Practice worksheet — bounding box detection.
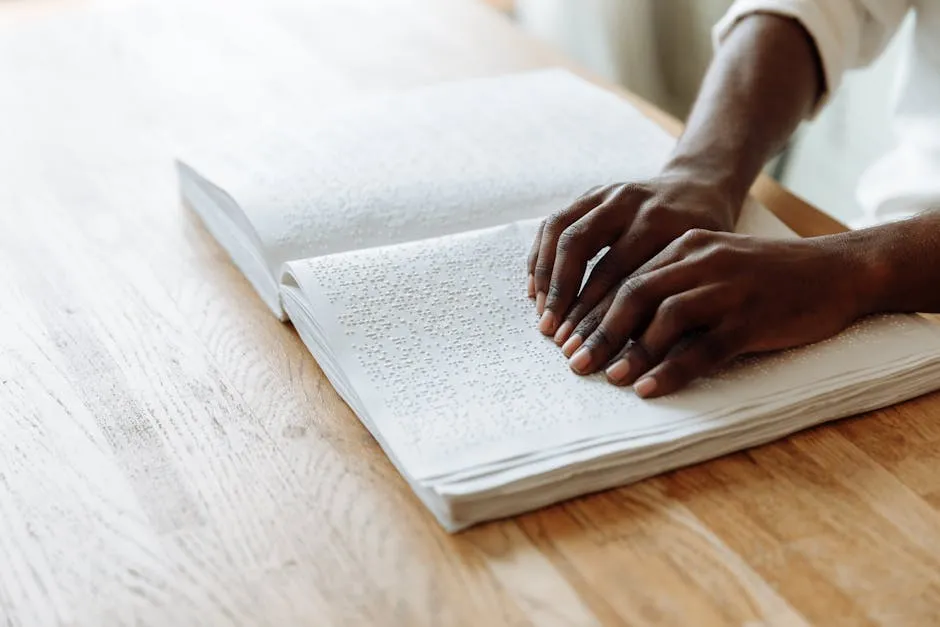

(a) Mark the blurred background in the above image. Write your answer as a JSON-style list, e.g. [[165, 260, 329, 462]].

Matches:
[[487, 0, 911, 227]]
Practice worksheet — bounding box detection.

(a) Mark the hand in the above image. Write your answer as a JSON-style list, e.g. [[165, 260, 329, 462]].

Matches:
[[562, 229, 875, 398], [527, 175, 738, 345]]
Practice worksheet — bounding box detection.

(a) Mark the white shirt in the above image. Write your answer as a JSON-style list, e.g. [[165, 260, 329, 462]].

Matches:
[[714, 0, 940, 227]]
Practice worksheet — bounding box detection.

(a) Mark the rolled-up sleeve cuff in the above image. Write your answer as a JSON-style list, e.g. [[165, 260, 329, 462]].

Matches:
[[712, 0, 857, 118]]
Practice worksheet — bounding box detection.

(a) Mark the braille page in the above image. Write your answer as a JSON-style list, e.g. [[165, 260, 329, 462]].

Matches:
[[179, 69, 680, 274], [283, 217, 940, 481]]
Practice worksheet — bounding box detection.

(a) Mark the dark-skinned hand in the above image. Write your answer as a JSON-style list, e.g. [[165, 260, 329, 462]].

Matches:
[[527, 175, 737, 344], [552, 228, 874, 398]]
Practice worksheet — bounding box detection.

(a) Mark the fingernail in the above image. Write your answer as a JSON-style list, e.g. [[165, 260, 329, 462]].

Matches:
[[536, 291, 546, 315], [527, 274, 535, 298], [606, 359, 631, 384], [553, 320, 573, 345], [561, 334, 583, 358], [568, 346, 592, 373], [634, 376, 657, 398], [538, 310, 557, 335]]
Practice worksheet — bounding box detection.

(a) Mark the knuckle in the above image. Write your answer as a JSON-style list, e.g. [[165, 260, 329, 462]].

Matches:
[[575, 302, 609, 336], [703, 242, 735, 264], [681, 227, 711, 246], [615, 182, 651, 199], [546, 282, 566, 303], [658, 295, 688, 329], [630, 212, 657, 237], [556, 225, 585, 253], [543, 210, 569, 235], [574, 314, 599, 338], [634, 202, 681, 239], [616, 276, 646, 304], [590, 325, 614, 349], [634, 197, 666, 218], [611, 183, 653, 212], [533, 263, 554, 282]]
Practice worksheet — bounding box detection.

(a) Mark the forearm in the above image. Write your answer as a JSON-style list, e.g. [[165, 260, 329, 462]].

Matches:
[[664, 13, 824, 224], [834, 211, 940, 315]]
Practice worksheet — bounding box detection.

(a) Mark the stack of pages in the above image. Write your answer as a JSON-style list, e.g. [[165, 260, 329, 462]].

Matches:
[[178, 69, 940, 531]]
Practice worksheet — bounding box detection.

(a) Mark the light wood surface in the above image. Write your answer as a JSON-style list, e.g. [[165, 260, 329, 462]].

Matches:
[[3, 1, 940, 625]]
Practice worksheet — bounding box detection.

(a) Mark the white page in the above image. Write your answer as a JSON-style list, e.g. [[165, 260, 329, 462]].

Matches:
[[284, 216, 940, 482], [179, 69, 685, 274]]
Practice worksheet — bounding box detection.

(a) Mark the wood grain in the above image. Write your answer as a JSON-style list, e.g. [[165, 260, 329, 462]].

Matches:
[[1, 0, 939, 625]]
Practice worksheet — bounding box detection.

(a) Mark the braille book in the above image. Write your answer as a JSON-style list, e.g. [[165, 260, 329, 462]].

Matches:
[[178, 69, 940, 531]]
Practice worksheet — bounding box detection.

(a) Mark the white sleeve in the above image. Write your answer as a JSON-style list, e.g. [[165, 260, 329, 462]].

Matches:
[[712, 0, 912, 116]]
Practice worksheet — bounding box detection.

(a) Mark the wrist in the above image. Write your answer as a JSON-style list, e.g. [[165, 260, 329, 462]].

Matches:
[[663, 156, 751, 203], [816, 229, 894, 318], [840, 215, 940, 316], [656, 161, 745, 231]]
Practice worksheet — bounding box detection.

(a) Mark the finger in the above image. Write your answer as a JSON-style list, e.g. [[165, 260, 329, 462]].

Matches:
[[559, 227, 717, 345], [633, 328, 741, 398], [632, 227, 717, 278], [533, 187, 607, 313], [560, 287, 615, 359], [565, 276, 649, 361], [605, 286, 725, 386], [553, 220, 662, 345], [539, 200, 627, 336], [526, 221, 544, 299], [568, 264, 696, 375], [604, 340, 645, 387], [562, 242, 690, 354]]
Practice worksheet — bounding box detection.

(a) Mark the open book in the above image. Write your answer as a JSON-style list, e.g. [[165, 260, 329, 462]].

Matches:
[[179, 69, 940, 531]]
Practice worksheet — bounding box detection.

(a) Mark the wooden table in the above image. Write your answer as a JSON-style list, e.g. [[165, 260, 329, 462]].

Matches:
[[2, 1, 939, 625]]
